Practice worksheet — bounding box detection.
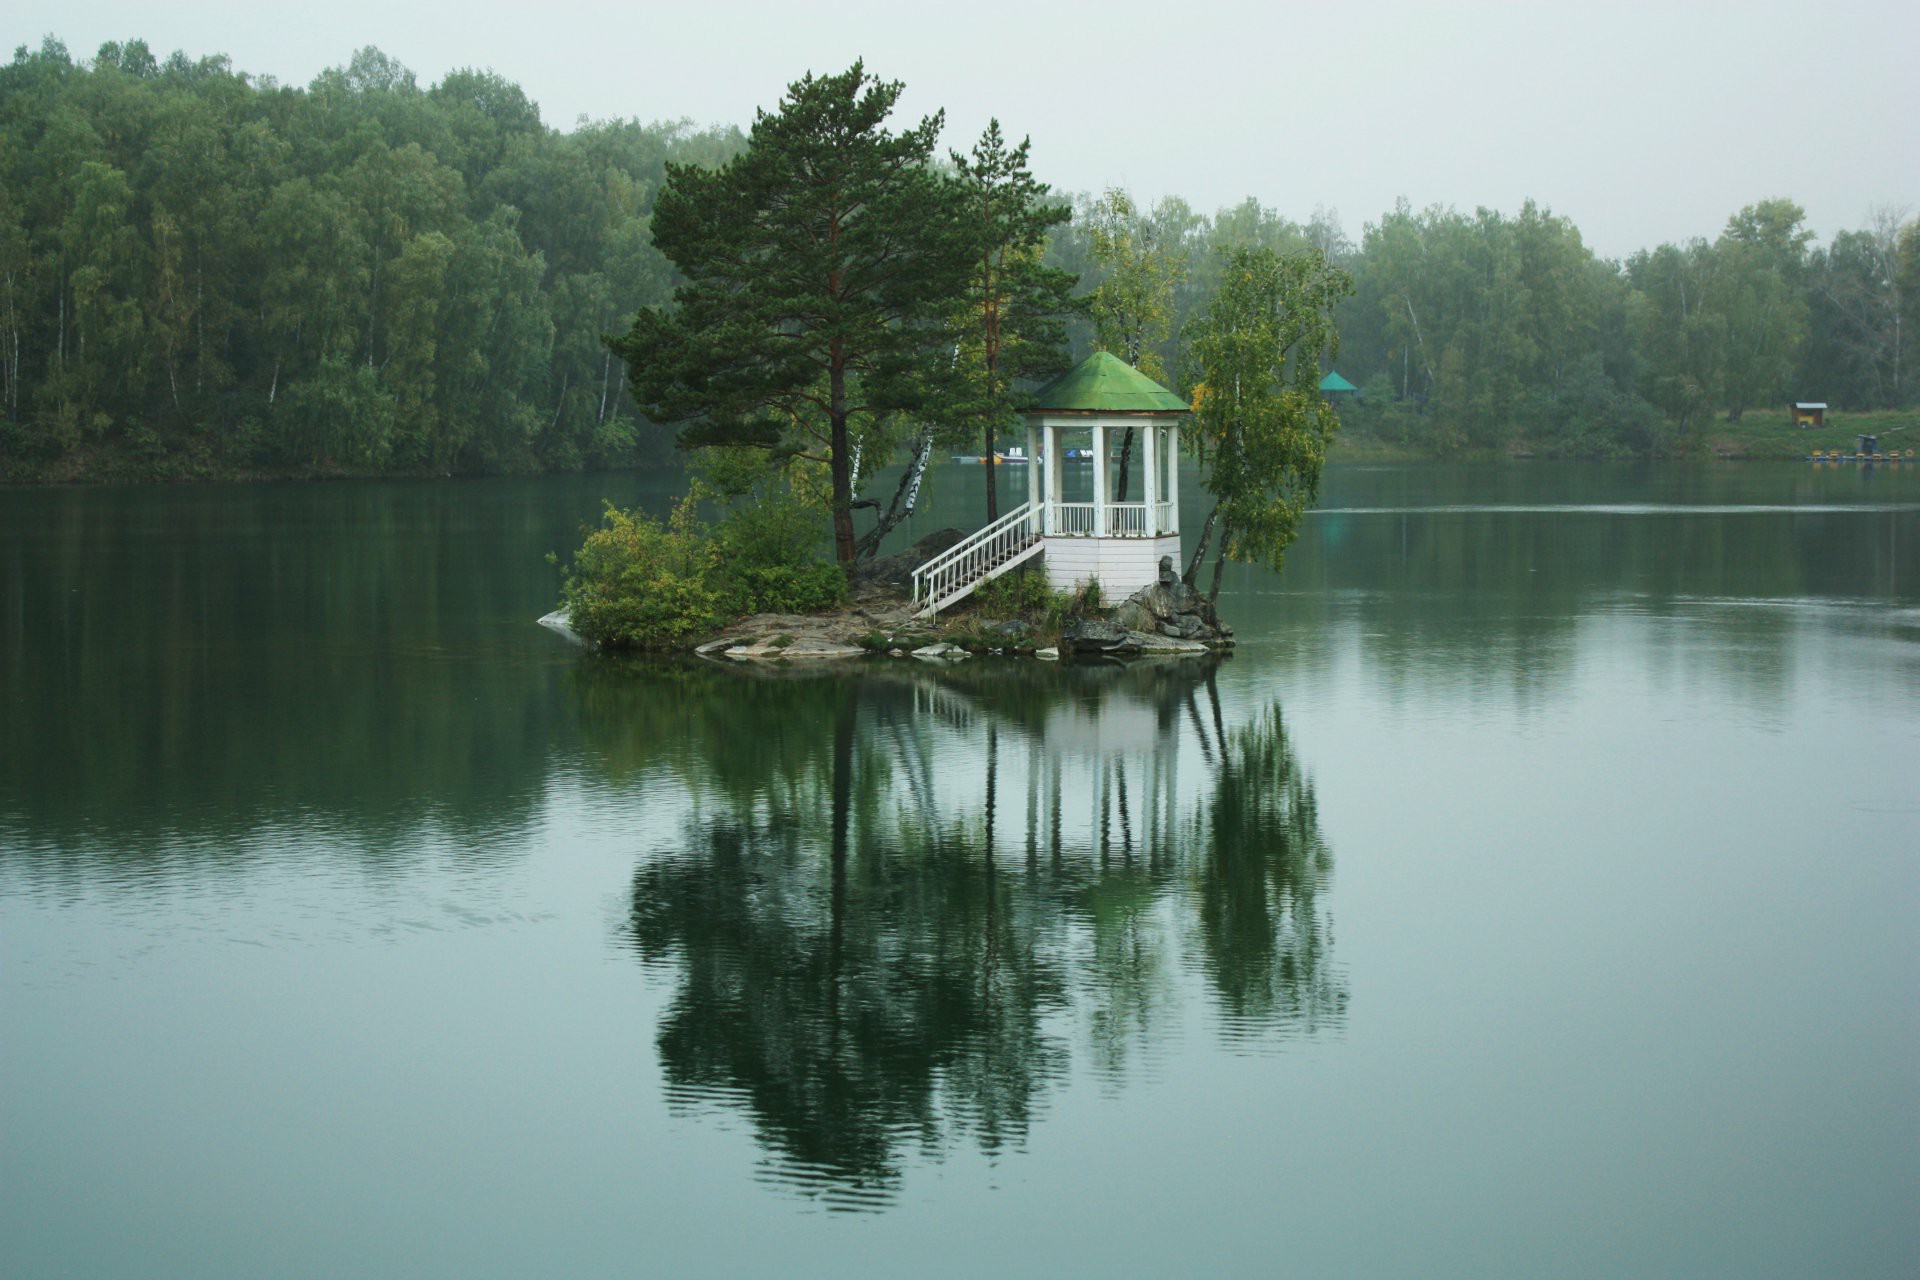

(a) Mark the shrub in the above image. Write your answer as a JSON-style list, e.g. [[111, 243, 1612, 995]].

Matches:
[[559, 500, 727, 649], [971, 568, 1059, 619], [729, 560, 848, 614], [556, 479, 851, 648], [712, 485, 847, 614]]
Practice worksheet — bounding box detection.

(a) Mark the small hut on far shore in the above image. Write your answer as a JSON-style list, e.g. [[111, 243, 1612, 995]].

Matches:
[[1320, 370, 1359, 401]]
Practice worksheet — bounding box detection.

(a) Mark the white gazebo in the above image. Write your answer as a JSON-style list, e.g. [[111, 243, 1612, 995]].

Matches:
[[912, 352, 1190, 616]]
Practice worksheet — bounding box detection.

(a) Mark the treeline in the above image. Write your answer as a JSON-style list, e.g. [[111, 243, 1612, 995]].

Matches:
[[1050, 194, 1919, 457], [2, 38, 1914, 479], [0, 37, 740, 480]]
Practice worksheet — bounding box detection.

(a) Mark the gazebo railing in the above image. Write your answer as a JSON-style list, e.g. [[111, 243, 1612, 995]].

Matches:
[[1052, 502, 1096, 535], [1044, 500, 1169, 537], [1104, 503, 1150, 536]]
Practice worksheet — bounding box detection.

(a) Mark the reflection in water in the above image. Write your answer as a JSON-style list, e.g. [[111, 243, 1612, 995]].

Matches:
[[0, 480, 605, 883], [593, 658, 1343, 1208]]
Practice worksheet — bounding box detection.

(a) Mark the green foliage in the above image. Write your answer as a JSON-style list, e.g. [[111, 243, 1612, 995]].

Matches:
[[1086, 188, 1181, 384], [1, 39, 1912, 486], [559, 468, 848, 649], [712, 484, 848, 614], [0, 40, 743, 479], [947, 119, 1079, 521], [1185, 246, 1352, 589], [559, 499, 726, 650], [1516, 353, 1667, 458], [611, 62, 972, 562], [970, 567, 1060, 620]]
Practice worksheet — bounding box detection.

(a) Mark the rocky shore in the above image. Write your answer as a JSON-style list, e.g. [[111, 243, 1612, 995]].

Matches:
[[542, 536, 1235, 663]]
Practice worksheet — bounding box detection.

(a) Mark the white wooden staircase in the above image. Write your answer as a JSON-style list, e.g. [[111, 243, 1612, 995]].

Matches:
[[911, 502, 1044, 618]]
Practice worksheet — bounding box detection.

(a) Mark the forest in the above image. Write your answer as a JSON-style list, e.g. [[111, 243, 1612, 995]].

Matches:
[[1, 36, 1914, 481]]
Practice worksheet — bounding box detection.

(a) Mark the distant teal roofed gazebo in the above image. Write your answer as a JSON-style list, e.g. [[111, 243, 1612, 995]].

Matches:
[[1030, 351, 1189, 414], [1319, 369, 1358, 395]]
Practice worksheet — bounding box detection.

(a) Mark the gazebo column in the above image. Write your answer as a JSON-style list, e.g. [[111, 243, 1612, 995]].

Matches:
[[1142, 421, 1159, 535], [1091, 421, 1107, 538], [1026, 421, 1040, 524], [1167, 422, 1180, 536], [1043, 421, 1058, 535]]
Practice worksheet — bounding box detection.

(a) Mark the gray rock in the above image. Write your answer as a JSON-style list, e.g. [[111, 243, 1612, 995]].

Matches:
[[1060, 618, 1141, 655], [1110, 600, 1156, 633], [1099, 554, 1232, 647], [1159, 614, 1208, 640], [1134, 633, 1210, 654], [779, 641, 867, 659], [851, 528, 967, 587]]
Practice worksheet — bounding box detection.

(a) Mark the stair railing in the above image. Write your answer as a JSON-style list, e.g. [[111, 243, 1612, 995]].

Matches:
[[911, 502, 1039, 616]]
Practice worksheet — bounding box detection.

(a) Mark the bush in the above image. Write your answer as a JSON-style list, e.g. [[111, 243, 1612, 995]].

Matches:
[[556, 479, 849, 649], [971, 568, 1060, 619], [728, 560, 847, 614], [559, 500, 727, 649], [711, 485, 846, 614]]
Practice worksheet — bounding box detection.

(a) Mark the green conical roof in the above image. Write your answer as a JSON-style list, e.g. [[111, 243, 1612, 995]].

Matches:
[[1027, 351, 1189, 414], [1319, 369, 1358, 393]]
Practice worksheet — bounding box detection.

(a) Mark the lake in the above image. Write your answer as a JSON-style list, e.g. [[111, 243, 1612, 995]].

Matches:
[[3, 460, 1916, 1277]]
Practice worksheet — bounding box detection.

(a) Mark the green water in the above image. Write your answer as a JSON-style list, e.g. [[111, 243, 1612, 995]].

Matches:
[[2, 462, 1916, 1277]]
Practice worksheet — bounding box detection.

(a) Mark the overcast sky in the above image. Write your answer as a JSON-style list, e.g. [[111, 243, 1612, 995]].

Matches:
[[11, 0, 1916, 260]]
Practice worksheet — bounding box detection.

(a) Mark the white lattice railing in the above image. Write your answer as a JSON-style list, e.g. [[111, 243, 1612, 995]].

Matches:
[[1052, 502, 1095, 535], [1045, 500, 1169, 538], [912, 501, 1042, 616], [1104, 502, 1150, 536]]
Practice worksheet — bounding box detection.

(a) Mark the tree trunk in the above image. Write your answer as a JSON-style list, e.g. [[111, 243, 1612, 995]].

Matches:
[[854, 426, 933, 560], [1183, 503, 1220, 586], [829, 351, 855, 563], [984, 419, 999, 522], [1208, 528, 1228, 605], [1114, 427, 1136, 501]]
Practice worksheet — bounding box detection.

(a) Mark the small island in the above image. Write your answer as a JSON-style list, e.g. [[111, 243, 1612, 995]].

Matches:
[[548, 67, 1342, 659]]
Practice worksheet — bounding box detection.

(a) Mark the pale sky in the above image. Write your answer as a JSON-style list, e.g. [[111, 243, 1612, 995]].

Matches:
[[10, 0, 1917, 260]]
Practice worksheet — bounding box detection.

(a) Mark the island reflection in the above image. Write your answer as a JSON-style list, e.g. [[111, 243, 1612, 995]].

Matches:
[[582, 657, 1345, 1209]]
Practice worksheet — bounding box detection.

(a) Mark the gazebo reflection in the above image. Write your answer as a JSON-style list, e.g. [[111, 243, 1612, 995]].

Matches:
[[587, 657, 1344, 1207]]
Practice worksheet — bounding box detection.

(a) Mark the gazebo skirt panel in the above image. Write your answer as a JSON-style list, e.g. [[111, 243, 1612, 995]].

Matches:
[[1042, 533, 1183, 596]]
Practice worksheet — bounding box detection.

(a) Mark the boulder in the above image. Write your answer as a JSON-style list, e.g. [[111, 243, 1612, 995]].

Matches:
[[1107, 555, 1234, 646], [851, 528, 966, 588], [1060, 618, 1141, 655], [779, 641, 866, 659]]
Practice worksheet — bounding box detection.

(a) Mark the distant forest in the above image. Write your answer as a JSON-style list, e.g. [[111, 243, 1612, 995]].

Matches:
[[1, 37, 1914, 480]]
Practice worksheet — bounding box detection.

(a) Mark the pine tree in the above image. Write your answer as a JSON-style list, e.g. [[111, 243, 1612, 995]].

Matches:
[[611, 63, 969, 562]]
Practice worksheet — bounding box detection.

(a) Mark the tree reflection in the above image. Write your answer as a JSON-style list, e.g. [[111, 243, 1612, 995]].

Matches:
[[601, 656, 1343, 1205], [1192, 696, 1346, 1040], [626, 685, 1068, 1206]]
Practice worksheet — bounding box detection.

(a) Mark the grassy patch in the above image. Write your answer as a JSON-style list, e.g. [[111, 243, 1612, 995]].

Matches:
[[1685, 408, 1920, 460]]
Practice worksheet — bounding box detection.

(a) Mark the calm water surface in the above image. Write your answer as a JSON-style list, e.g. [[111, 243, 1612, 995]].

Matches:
[[3, 462, 1916, 1277]]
